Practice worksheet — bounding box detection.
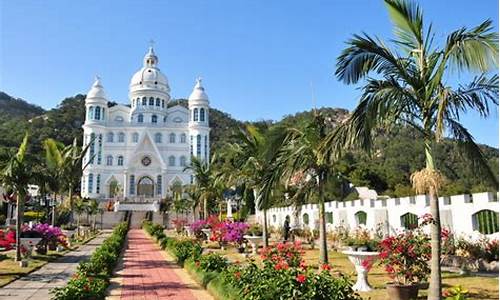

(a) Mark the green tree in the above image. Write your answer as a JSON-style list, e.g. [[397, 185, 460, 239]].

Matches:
[[0, 133, 32, 261], [333, 0, 498, 297], [184, 156, 220, 219]]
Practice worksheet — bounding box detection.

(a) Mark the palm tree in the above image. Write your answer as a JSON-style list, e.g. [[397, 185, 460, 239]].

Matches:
[[73, 198, 86, 236], [184, 156, 219, 219], [272, 112, 343, 265], [0, 133, 32, 261], [333, 0, 498, 298], [223, 125, 287, 247], [44, 138, 93, 212], [87, 199, 99, 231]]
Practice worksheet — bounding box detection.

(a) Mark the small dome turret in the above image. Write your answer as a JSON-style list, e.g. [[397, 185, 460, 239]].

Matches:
[[188, 78, 209, 102], [87, 76, 107, 100]]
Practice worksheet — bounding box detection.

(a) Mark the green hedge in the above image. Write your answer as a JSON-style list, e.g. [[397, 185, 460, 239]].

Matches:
[[50, 222, 129, 300]]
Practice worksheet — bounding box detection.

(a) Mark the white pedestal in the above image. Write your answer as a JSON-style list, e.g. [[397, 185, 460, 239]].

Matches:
[[342, 251, 379, 292]]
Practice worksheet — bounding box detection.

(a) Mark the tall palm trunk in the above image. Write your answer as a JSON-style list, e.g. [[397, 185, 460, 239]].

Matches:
[[318, 174, 328, 264], [425, 140, 442, 300], [68, 187, 73, 222], [262, 208, 269, 247], [15, 192, 25, 261], [203, 198, 208, 219]]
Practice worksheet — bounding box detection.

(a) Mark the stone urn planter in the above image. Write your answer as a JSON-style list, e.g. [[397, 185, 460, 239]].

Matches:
[[19, 237, 42, 267], [184, 225, 192, 237], [342, 250, 379, 292], [386, 283, 419, 300], [244, 235, 263, 255], [201, 228, 212, 241]]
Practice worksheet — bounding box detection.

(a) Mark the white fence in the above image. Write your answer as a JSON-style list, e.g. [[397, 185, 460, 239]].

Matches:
[[256, 192, 499, 236]]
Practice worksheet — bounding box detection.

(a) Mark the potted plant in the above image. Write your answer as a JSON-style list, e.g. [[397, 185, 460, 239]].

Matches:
[[378, 230, 431, 300]]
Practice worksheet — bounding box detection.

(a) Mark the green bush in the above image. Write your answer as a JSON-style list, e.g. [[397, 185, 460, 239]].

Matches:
[[197, 252, 228, 273], [172, 239, 202, 265], [51, 222, 128, 300]]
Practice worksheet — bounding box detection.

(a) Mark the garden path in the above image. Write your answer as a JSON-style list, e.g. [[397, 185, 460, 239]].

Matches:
[[109, 229, 211, 300], [0, 230, 112, 300]]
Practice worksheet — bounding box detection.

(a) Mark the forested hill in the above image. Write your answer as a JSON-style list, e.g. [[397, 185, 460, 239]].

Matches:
[[0, 91, 498, 196]]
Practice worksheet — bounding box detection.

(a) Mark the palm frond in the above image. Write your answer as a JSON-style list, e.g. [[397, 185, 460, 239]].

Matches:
[[446, 118, 498, 186], [385, 0, 424, 51], [444, 19, 499, 73]]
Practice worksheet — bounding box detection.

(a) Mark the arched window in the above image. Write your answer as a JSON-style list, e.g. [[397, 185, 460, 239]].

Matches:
[[142, 97, 147, 105], [138, 114, 144, 123], [169, 133, 176, 143], [161, 99, 165, 108], [168, 156, 176, 166], [302, 213, 309, 226], [106, 155, 113, 166], [96, 174, 101, 194], [200, 108, 205, 122], [155, 133, 162, 143], [129, 174, 135, 195], [272, 215, 276, 223], [196, 134, 201, 157], [157, 175, 162, 195], [94, 106, 101, 120], [355, 211, 367, 225], [102, 108, 105, 120], [152, 115, 158, 123], [88, 173, 94, 193], [137, 98, 140, 106], [156, 98, 161, 106], [132, 132, 139, 143], [472, 210, 499, 234], [106, 132, 114, 143], [88, 106, 94, 119], [193, 108, 199, 121], [117, 155, 124, 166], [180, 133, 186, 143], [180, 156, 187, 166], [118, 132, 125, 142], [400, 212, 418, 230], [149, 97, 154, 105]]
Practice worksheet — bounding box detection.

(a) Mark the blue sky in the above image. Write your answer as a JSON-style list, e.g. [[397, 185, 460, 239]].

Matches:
[[1, 0, 498, 147]]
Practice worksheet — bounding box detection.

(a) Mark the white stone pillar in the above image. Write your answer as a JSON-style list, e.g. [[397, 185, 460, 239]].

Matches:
[[227, 200, 233, 220], [123, 172, 128, 200]]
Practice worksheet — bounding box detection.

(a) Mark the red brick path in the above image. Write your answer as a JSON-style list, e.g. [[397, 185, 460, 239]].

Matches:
[[120, 229, 197, 300]]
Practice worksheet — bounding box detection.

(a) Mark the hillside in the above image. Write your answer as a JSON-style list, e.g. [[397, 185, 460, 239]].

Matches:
[[0, 91, 497, 196]]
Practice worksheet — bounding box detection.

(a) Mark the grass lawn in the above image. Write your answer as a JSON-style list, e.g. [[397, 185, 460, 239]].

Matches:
[[196, 238, 499, 300], [0, 233, 99, 287]]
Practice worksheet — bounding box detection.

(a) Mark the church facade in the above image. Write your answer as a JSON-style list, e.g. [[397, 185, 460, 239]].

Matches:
[[80, 47, 210, 201]]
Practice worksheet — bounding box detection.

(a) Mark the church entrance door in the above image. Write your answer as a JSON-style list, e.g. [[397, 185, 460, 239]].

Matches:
[[137, 176, 154, 197]]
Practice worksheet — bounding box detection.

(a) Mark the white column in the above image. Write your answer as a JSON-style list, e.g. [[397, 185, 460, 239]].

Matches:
[[227, 200, 233, 220], [123, 172, 128, 200]]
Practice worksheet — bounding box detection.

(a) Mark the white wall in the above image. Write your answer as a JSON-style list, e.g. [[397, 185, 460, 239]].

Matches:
[[257, 192, 499, 236]]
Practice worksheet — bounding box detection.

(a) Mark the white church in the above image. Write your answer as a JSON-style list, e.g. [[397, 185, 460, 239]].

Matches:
[[80, 46, 210, 202]]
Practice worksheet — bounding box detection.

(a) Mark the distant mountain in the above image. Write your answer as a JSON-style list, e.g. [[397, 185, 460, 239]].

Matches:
[[0, 92, 45, 119], [0, 91, 497, 196]]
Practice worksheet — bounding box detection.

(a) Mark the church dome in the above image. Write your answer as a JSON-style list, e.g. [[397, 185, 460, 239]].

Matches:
[[87, 76, 107, 100], [188, 78, 209, 101], [129, 47, 170, 93]]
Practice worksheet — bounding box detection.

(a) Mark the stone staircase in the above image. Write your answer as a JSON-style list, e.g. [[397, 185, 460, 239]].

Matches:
[[130, 211, 148, 229]]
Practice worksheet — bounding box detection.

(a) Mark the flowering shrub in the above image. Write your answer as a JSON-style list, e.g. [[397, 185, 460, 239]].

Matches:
[[51, 272, 107, 300], [0, 229, 15, 250], [260, 241, 304, 268], [223, 242, 361, 300], [222, 221, 249, 244], [171, 218, 188, 234], [190, 219, 208, 239], [32, 223, 68, 251], [378, 230, 431, 285]]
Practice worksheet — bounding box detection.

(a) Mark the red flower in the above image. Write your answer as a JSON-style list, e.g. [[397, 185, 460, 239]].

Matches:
[[195, 261, 201, 268], [321, 263, 331, 271], [296, 274, 306, 284], [234, 271, 241, 279], [300, 260, 307, 269]]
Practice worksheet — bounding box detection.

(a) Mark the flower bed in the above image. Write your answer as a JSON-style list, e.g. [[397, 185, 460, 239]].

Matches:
[[50, 222, 128, 300], [143, 221, 361, 300]]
